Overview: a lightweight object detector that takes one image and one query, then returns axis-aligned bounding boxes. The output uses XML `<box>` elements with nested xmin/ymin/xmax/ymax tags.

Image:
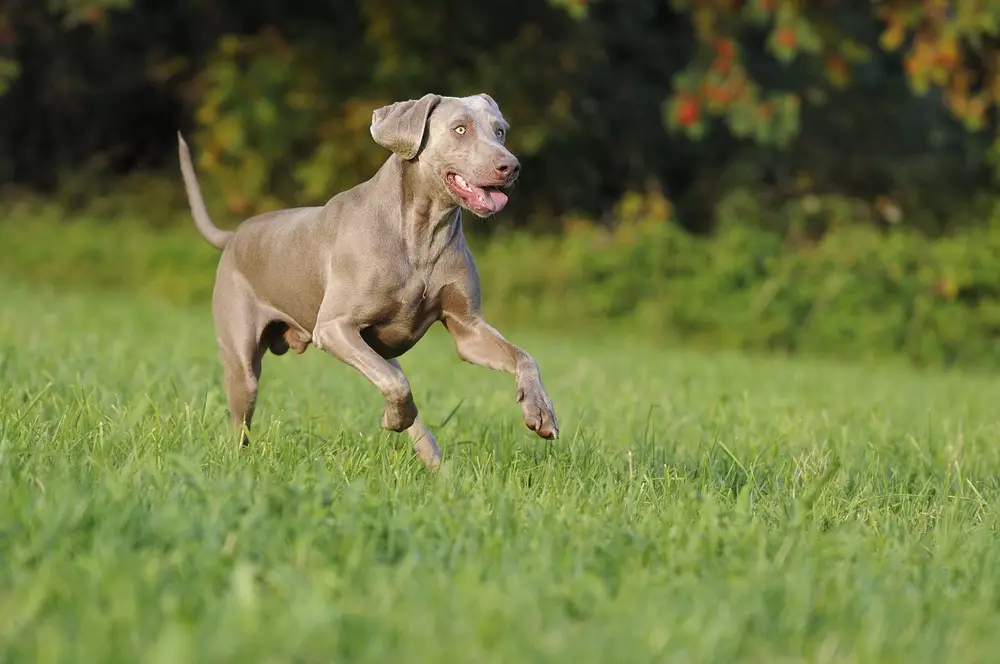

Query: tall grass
<box><xmin>2</xmin><ymin>281</ymin><xmax>999</xmax><ymax>662</ymax></box>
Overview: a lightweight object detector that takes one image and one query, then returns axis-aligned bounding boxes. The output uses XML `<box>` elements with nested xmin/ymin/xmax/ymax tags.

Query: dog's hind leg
<box><xmin>212</xmin><ymin>274</ymin><xmax>266</xmax><ymax>447</ymax></box>
<box><xmin>220</xmin><ymin>343</ymin><xmax>263</xmax><ymax>447</ymax></box>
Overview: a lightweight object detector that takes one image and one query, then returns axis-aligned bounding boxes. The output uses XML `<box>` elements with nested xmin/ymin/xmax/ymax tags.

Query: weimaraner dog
<box><xmin>177</xmin><ymin>93</ymin><xmax>558</xmax><ymax>469</ymax></box>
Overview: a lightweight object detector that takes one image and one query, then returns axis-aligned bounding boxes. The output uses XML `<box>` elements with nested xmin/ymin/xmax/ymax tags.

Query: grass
<box><xmin>7</xmin><ymin>204</ymin><xmax>1000</xmax><ymax>374</ymax></box>
<box><xmin>2</xmin><ymin>279</ymin><xmax>1000</xmax><ymax>663</ymax></box>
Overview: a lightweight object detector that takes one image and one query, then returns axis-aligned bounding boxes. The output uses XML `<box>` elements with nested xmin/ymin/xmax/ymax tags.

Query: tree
<box><xmin>580</xmin><ymin>0</ymin><xmax>1000</xmax><ymax>171</ymax></box>
<box><xmin>0</xmin><ymin>0</ymin><xmax>995</xmax><ymax>233</ymax></box>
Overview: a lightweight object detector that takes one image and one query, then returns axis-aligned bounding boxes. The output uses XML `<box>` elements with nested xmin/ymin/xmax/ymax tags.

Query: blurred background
<box><xmin>0</xmin><ymin>0</ymin><xmax>998</xmax><ymax>369</ymax></box>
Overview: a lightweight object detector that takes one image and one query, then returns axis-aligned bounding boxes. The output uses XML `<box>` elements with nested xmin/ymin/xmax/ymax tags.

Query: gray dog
<box><xmin>177</xmin><ymin>93</ymin><xmax>559</xmax><ymax>469</ymax></box>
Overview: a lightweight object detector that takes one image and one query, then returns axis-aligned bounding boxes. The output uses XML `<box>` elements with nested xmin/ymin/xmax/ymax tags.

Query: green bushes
<box><xmin>476</xmin><ymin>190</ymin><xmax>1000</xmax><ymax>369</ymax></box>
<box><xmin>0</xmin><ymin>201</ymin><xmax>220</xmax><ymax>305</ymax></box>
<box><xmin>2</xmin><ymin>192</ymin><xmax>999</xmax><ymax>370</ymax></box>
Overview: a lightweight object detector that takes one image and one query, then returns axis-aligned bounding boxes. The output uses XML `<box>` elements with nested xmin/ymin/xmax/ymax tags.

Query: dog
<box><xmin>177</xmin><ymin>93</ymin><xmax>559</xmax><ymax>469</ymax></box>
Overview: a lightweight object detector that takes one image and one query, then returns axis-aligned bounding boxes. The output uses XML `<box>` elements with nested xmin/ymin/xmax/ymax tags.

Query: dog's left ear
<box><xmin>478</xmin><ymin>93</ymin><xmax>499</xmax><ymax>109</ymax></box>
<box><xmin>370</xmin><ymin>93</ymin><xmax>443</xmax><ymax>160</ymax></box>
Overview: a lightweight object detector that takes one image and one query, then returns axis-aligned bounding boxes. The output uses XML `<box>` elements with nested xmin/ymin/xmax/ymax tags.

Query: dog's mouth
<box><xmin>445</xmin><ymin>173</ymin><xmax>509</xmax><ymax>216</ymax></box>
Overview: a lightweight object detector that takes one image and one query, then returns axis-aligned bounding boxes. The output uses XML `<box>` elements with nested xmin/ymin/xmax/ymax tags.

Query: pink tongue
<box><xmin>468</xmin><ymin>184</ymin><xmax>508</xmax><ymax>213</ymax></box>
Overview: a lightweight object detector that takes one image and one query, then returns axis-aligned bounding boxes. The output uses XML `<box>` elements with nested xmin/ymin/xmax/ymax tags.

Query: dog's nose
<box><xmin>494</xmin><ymin>156</ymin><xmax>520</xmax><ymax>181</ymax></box>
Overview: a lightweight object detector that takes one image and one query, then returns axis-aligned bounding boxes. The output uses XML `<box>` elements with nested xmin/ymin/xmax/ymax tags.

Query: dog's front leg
<box><xmin>312</xmin><ymin>319</ymin><xmax>442</xmax><ymax>469</ymax></box>
<box><xmin>312</xmin><ymin>318</ymin><xmax>418</xmax><ymax>433</ymax></box>
<box><xmin>442</xmin><ymin>316</ymin><xmax>558</xmax><ymax>440</ymax></box>
<box><xmin>388</xmin><ymin>358</ymin><xmax>443</xmax><ymax>469</ymax></box>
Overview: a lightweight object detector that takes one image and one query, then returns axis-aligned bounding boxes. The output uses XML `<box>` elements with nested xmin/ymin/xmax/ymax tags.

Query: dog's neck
<box><xmin>395</xmin><ymin>156</ymin><xmax>463</xmax><ymax>263</ymax></box>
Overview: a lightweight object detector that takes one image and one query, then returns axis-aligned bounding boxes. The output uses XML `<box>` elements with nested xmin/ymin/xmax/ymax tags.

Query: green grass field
<box><xmin>2</xmin><ymin>279</ymin><xmax>1000</xmax><ymax>663</ymax></box>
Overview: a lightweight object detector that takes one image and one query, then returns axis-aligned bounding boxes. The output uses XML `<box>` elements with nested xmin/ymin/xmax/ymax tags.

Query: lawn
<box><xmin>1</xmin><ymin>280</ymin><xmax>999</xmax><ymax>663</ymax></box>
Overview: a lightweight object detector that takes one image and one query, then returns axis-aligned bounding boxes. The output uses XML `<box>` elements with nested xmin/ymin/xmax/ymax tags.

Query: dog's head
<box><xmin>370</xmin><ymin>93</ymin><xmax>519</xmax><ymax>218</ymax></box>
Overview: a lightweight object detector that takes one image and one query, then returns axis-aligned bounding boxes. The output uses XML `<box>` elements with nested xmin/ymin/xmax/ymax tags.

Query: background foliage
<box><xmin>0</xmin><ymin>0</ymin><xmax>998</xmax><ymax>367</ymax></box>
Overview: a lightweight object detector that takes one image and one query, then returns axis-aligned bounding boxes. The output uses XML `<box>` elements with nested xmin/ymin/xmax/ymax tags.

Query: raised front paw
<box><xmin>381</xmin><ymin>394</ymin><xmax>418</xmax><ymax>432</ymax></box>
<box><xmin>516</xmin><ymin>384</ymin><xmax>559</xmax><ymax>440</ymax></box>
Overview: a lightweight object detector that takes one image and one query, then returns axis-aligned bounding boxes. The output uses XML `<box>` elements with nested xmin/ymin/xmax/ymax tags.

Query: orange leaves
<box><xmin>824</xmin><ymin>53</ymin><xmax>849</xmax><ymax>89</ymax></box>
<box><xmin>767</xmin><ymin>14</ymin><xmax>822</xmax><ymax>64</ymax></box>
<box><xmin>676</xmin><ymin>94</ymin><xmax>701</xmax><ymax>127</ymax></box>
<box><xmin>711</xmin><ymin>37</ymin><xmax>736</xmax><ymax>73</ymax></box>
<box><xmin>938</xmin><ymin>56</ymin><xmax>994</xmax><ymax>131</ymax></box>
<box><xmin>768</xmin><ymin>25</ymin><xmax>798</xmax><ymax>63</ymax></box>
<box><xmin>876</xmin><ymin>2</ymin><xmax>999</xmax><ymax>129</ymax></box>
<box><xmin>944</xmin><ymin>89</ymin><xmax>989</xmax><ymax>131</ymax></box>
<box><xmin>664</xmin><ymin>77</ymin><xmax>708</xmax><ymax>139</ymax></box>
<box><xmin>702</xmin><ymin>81</ymin><xmax>734</xmax><ymax>107</ymax></box>
<box><xmin>898</xmin><ymin>27</ymin><xmax>995</xmax><ymax>131</ymax></box>
<box><xmin>667</xmin><ymin>28</ymin><xmax>752</xmax><ymax>134</ymax></box>
<box><xmin>701</xmin><ymin>67</ymin><xmax>751</xmax><ymax>117</ymax></box>
<box><xmin>703</xmin><ymin>38</ymin><xmax>746</xmax><ymax>115</ymax></box>
<box><xmin>935</xmin><ymin>36</ymin><xmax>959</xmax><ymax>69</ymax></box>
<box><xmin>965</xmin><ymin>96</ymin><xmax>987</xmax><ymax>126</ymax></box>
<box><xmin>668</xmin><ymin>4</ymin><xmax>805</xmax><ymax>146</ymax></box>
<box><xmin>668</xmin><ymin>0</ymin><xmax>997</xmax><ymax>148</ymax></box>
<box><xmin>880</xmin><ymin>18</ymin><xmax>907</xmax><ymax>52</ymax></box>
<box><xmin>713</xmin><ymin>37</ymin><xmax>735</xmax><ymax>61</ymax></box>
<box><xmin>903</xmin><ymin>36</ymin><xmax>949</xmax><ymax>93</ymax></box>
<box><xmin>663</xmin><ymin>87</ymin><xmax>704</xmax><ymax>138</ymax></box>
<box><xmin>667</xmin><ymin>55</ymin><xmax>800</xmax><ymax>148</ymax></box>
<box><xmin>776</xmin><ymin>28</ymin><xmax>797</xmax><ymax>50</ymax></box>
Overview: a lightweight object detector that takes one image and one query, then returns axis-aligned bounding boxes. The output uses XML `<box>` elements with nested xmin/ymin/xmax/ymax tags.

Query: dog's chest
<box><xmin>361</xmin><ymin>272</ymin><xmax>441</xmax><ymax>358</ymax></box>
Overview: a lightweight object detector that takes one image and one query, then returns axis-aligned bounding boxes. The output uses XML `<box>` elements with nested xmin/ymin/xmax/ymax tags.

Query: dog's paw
<box><xmin>516</xmin><ymin>384</ymin><xmax>559</xmax><ymax>440</ymax></box>
<box><xmin>381</xmin><ymin>396</ymin><xmax>418</xmax><ymax>432</ymax></box>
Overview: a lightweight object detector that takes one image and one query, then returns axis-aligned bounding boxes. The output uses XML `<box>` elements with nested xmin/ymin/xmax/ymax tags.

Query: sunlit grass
<box><xmin>2</xmin><ymin>281</ymin><xmax>999</xmax><ymax>663</ymax></box>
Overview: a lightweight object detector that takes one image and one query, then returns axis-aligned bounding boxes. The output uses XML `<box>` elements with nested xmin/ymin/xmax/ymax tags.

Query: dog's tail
<box><xmin>177</xmin><ymin>132</ymin><xmax>233</xmax><ymax>251</ymax></box>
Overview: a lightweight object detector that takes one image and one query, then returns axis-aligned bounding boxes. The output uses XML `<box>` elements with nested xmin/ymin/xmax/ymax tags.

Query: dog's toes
<box><xmin>381</xmin><ymin>413</ymin><xmax>410</xmax><ymax>433</ymax></box>
<box><xmin>532</xmin><ymin>417</ymin><xmax>558</xmax><ymax>440</ymax></box>
<box><xmin>382</xmin><ymin>401</ymin><xmax>418</xmax><ymax>432</ymax></box>
<box><xmin>543</xmin><ymin>415</ymin><xmax>559</xmax><ymax>440</ymax></box>
<box><xmin>524</xmin><ymin>411</ymin><xmax>557</xmax><ymax>440</ymax></box>
<box><xmin>521</xmin><ymin>392</ymin><xmax>558</xmax><ymax>441</ymax></box>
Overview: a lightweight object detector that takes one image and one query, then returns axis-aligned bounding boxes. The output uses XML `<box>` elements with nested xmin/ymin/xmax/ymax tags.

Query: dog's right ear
<box><xmin>370</xmin><ymin>93</ymin><xmax>443</xmax><ymax>160</ymax></box>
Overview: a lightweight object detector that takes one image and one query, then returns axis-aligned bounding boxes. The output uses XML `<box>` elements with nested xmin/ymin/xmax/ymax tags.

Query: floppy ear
<box><xmin>478</xmin><ymin>93</ymin><xmax>499</xmax><ymax>109</ymax></box>
<box><xmin>369</xmin><ymin>93</ymin><xmax>443</xmax><ymax>160</ymax></box>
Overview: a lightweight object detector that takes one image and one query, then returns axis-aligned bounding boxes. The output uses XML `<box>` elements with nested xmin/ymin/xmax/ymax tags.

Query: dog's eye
<box><xmin>454</xmin><ymin>126</ymin><xmax>466</xmax><ymax>135</ymax></box>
